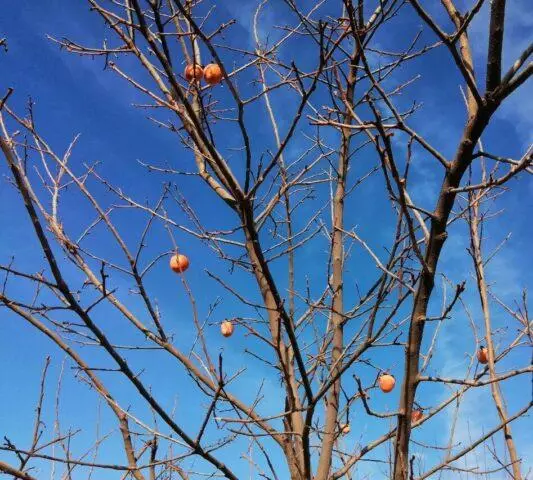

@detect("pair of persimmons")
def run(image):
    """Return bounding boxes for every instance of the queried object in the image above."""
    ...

[378,374,424,423]
[341,413,424,436]
[338,374,423,434]
[340,410,424,436]
[169,253,235,337]
[184,63,223,85]
[341,411,421,436]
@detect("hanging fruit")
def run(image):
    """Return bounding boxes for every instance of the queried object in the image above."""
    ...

[340,423,351,435]
[411,409,423,424]
[220,320,234,338]
[203,63,223,85]
[378,373,396,393]
[169,253,190,273]
[341,19,351,33]
[184,64,204,82]
[477,345,488,364]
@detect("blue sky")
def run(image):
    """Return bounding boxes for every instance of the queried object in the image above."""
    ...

[1,1,532,478]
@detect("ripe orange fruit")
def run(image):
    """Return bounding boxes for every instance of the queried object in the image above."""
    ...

[184,64,204,82]
[169,253,190,273]
[220,320,234,338]
[411,409,423,424]
[341,19,351,33]
[203,63,223,85]
[477,346,488,364]
[378,373,396,393]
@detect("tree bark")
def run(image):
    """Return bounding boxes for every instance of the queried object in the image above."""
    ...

[393,106,494,479]
[241,204,307,480]
[313,66,356,480]
[469,197,523,479]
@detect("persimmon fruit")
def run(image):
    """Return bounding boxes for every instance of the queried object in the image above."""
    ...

[169,253,190,273]
[184,64,204,82]
[477,346,488,364]
[220,320,234,338]
[411,409,423,423]
[378,373,396,393]
[203,63,223,85]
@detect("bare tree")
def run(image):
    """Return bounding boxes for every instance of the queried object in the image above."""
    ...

[1,1,532,479]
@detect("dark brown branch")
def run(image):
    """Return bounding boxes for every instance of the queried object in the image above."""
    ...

[486,0,506,91]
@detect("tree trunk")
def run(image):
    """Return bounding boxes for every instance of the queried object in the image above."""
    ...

[393,107,494,479]
[469,198,523,479]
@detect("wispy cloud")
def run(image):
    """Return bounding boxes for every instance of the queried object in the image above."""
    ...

[468,0,533,145]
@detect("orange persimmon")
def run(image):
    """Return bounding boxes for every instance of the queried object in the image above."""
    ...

[220,320,234,338]
[411,409,423,423]
[378,373,396,393]
[203,63,223,85]
[477,346,488,364]
[184,64,204,82]
[169,253,190,273]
